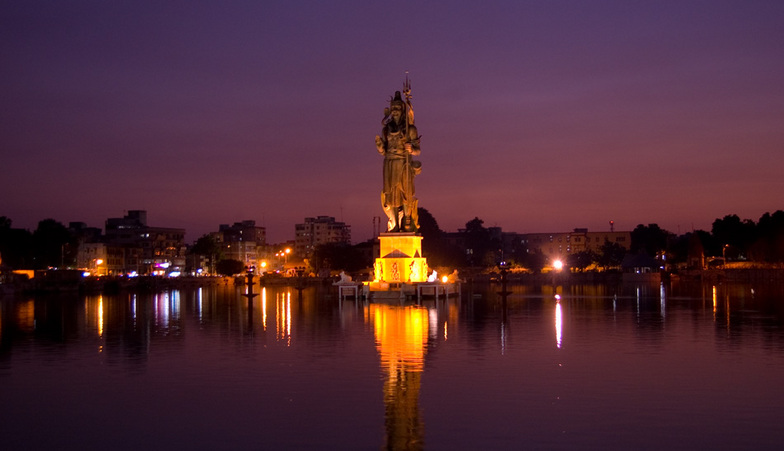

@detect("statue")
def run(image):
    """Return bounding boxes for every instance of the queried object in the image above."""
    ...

[375,78,421,233]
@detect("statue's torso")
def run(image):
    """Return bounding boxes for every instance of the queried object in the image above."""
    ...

[385,130,407,158]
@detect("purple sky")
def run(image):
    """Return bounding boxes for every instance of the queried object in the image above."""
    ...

[2,1,783,244]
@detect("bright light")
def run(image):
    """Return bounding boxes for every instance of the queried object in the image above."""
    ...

[261,261,267,268]
[555,294,561,301]
[285,248,291,254]
[82,271,90,277]
[168,271,181,278]
[553,259,564,271]
[95,259,103,265]
[441,275,448,283]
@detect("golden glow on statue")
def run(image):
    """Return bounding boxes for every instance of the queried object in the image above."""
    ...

[375,77,421,233]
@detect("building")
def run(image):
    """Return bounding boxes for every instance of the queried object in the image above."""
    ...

[103,210,186,275]
[524,228,631,262]
[218,220,266,245]
[294,216,351,258]
[76,242,108,276]
[216,220,267,271]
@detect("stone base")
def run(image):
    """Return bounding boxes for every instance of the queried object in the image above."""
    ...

[373,233,428,284]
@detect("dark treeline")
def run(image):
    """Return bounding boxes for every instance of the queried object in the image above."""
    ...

[0,217,73,269]
[409,208,784,271]
[2,210,784,273]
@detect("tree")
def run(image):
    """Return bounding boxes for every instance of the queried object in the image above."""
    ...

[598,239,627,268]
[522,248,547,274]
[32,219,73,269]
[417,207,463,267]
[630,224,672,257]
[215,259,245,276]
[750,210,784,262]
[309,242,368,274]
[463,217,498,267]
[190,233,223,272]
[568,250,597,272]
[0,217,34,268]
[711,214,755,259]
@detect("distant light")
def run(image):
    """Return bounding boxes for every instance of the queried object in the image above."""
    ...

[95,259,103,265]
[555,294,561,301]
[157,262,171,269]
[553,259,564,271]
[168,271,181,278]
[441,275,448,283]
[82,271,90,277]
[128,271,138,278]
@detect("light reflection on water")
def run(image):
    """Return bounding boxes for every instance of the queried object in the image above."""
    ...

[1,281,783,450]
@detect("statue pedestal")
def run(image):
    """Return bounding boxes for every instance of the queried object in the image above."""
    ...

[372,233,428,285]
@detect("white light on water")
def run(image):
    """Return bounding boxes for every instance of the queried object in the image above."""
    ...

[555,301,563,349]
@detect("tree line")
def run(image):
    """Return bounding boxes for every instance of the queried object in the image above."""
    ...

[2,210,783,274]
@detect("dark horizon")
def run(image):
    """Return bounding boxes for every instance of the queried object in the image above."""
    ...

[2,207,781,246]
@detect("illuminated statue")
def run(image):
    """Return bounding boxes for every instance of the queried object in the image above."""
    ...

[375,78,421,233]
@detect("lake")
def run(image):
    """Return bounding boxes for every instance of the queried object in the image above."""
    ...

[2,280,783,450]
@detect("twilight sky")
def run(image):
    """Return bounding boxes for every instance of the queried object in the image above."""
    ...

[2,1,783,244]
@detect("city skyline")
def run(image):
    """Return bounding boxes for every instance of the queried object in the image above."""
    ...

[3,1,783,244]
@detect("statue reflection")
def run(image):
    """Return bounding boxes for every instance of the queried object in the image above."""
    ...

[370,304,428,450]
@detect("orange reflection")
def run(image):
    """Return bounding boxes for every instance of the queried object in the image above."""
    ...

[261,287,268,332]
[370,304,428,449]
[276,291,291,344]
[98,296,104,338]
[16,300,35,333]
[371,304,428,373]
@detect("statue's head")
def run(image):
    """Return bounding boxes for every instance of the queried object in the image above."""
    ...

[389,91,405,120]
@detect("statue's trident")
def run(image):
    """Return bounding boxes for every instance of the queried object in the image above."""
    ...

[401,73,419,231]
[403,72,413,131]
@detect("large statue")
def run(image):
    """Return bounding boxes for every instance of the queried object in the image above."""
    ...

[375,79,421,233]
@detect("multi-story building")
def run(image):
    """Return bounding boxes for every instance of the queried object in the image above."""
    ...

[76,242,108,275]
[524,228,631,261]
[294,216,351,258]
[217,220,266,270]
[219,220,266,245]
[104,210,186,275]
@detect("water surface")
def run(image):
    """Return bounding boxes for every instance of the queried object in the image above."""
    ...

[1,281,783,450]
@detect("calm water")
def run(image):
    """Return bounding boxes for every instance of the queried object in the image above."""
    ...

[2,281,784,450]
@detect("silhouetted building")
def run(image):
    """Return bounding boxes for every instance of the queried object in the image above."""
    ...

[294,216,351,257]
[104,210,185,275]
[216,220,267,270]
[524,228,630,261]
[218,220,266,245]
